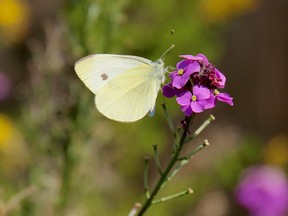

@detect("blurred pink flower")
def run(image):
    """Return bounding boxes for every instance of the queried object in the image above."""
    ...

[235,165,288,216]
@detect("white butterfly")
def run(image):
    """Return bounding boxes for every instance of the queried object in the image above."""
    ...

[74,52,168,122]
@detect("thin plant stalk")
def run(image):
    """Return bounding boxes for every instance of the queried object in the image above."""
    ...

[136,116,193,216]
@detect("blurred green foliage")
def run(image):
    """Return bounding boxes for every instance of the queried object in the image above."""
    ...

[66,0,227,63]
[1,0,281,216]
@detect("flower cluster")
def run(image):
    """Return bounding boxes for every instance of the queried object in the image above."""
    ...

[162,54,233,116]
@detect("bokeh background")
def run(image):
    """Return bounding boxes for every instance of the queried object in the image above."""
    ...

[0,0,287,215]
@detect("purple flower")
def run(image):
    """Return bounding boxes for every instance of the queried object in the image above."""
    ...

[162,80,193,98]
[180,54,209,67]
[169,60,200,89]
[0,72,11,101]
[208,68,226,88]
[176,85,211,116]
[214,90,233,105]
[180,54,226,89]
[205,90,234,109]
[162,82,184,98]
[235,165,288,216]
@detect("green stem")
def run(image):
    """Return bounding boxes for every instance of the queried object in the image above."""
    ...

[144,157,150,199]
[137,116,193,216]
[153,144,163,175]
[56,140,74,215]
[161,140,209,189]
[185,115,215,143]
[179,140,209,160]
[160,158,188,189]
[161,102,176,136]
[152,188,193,205]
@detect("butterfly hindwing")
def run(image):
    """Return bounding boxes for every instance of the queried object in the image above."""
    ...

[95,65,161,122]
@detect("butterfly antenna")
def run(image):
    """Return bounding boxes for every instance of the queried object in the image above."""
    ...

[160,44,175,60]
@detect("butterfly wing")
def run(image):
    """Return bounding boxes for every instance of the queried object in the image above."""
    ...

[95,64,162,122]
[74,54,153,94]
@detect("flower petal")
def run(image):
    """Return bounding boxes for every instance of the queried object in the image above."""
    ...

[176,59,191,70]
[192,85,210,100]
[162,84,176,98]
[217,92,234,106]
[181,105,193,116]
[205,94,216,109]
[169,71,178,79]
[191,101,205,113]
[179,54,209,66]
[179,55,195,60]
[172,76,186,89]
[186,61,200,74]
[170,67,192,89]
[194,54,209,66]
[215,69,226,88]
[176,91,192,106]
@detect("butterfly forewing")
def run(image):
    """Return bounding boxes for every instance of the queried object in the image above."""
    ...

[74,54,153,94]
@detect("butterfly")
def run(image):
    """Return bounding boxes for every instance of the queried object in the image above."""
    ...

[74,46,173,122]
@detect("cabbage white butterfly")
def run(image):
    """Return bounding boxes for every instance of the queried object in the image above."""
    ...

[74,45,174,122]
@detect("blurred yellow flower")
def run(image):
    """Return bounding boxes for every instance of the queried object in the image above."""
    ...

[0,114,29,175]
[0,0,30,43]
[200,0,259,23]
[0,114,14,146]
[262,135,288,167]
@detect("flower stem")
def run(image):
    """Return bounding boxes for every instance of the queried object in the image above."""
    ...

[137,116,193,216]
[185,115,215,143]
[144,157,150,199]
[56,140,74,215]
[161,102,176,136]
[161,140,209,190]
[180,140,209,161]
[152,188,193,205]
[153,144,163,175]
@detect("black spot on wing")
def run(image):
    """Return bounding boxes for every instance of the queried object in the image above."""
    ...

[101,73,108,80]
